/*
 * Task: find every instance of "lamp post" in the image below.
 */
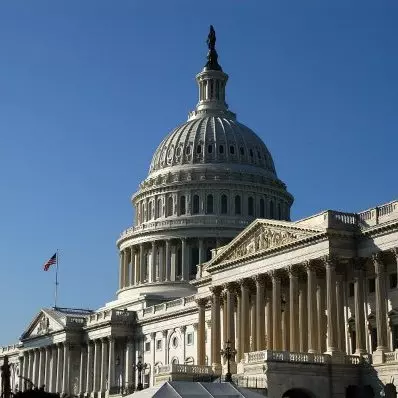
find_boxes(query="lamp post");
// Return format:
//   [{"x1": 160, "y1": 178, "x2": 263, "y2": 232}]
[
  {"x1": 220, "y1": 340, "x2": 236, "y2": 383},
  {"x1": 133, "y1": 355, "x2": 148, "y2": 391}
]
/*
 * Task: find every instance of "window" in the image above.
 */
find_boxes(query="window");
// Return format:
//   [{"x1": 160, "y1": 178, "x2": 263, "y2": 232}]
[
  {"x1": 171, "y1": 357, "x2": 179, "y2": 365},
  {"x1": 157, "y1": 198, "x2": 162, "y2": 218},
  {"x1": 187, "y1": 333, "x2": 194, "y2": 345},
  {"x1": 186, "y1": 146, "x2": 191, "y2": 155},
  {"x1": 208, "y1": 144, "x2": 213, "y2": 154},
  {"x1": 235, "y1": 195, "x2": 241, "y2": 215},
  {"x1": 145, "y1": 342, "x2": 151, "y2": 352},
  {"x1": 156, "y1": 339, "x2": 162, "y2": 350},
  {"x1": 230, "y1": 145, "x2": 235, "y2": 154},
  {"x1": 248, "y1": 197, "x2": 254, "y2": 216},
  {"x1": 206, "y1": 194, "x2": 214, "y2": 214},
  {"x1": 193, "y1": 195, "x2": 200, "y2": 214},
  {"x1": 221, "y1": 194, "x2": 228, "y2": 214},
  {"x1": 269, "y1": 200, "x2": 274, "y2": 218},
  {"x1": 257, "y1": 150, "x2": 261, "y2": 159},
  {"x1": 368, "y1": 278, "x2": 375, "y2": 293},
  {"x1": 172, "y1": 336, "x2": 179, "y2": 348},
  {"x1": 249, "y1": 149, "x2": 253, "y2": 158},
  {"x1": 390, "y1": 273, "x2": 398, "y2": 289},
  {"x1": 167, "y1": 196, "x2": 173, "y2": 217},
  {"x1": 349, "y1": 282, "x2": 354, "y2": 297},
  {"x1": 260, "y1": 198, "x2": 265, "y2": 218},
  {"x1": 196, "y1": 145, "x2": 202, "y2": 154},
  {"x1": 148, "y1": 201, "x2": 153, "y2": 220},
  {"x1": 219, "y1": 145, "x2": 224, "y2": 154},
  {"x1": 240, "y1": 147, "x2": 244, "y2": 156},
  {"x1": 180, "y1": 195, "x2": 186, "y2": 215}
]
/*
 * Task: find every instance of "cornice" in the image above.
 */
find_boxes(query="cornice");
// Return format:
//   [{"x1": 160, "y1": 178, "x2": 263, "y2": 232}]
[{"x1": 360, "y1": 220, "x2": 398, "y2": 238}]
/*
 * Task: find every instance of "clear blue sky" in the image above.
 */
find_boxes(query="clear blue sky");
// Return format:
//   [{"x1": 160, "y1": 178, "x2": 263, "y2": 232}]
[{"x1": 0, "y1": 1, "x2": 397, "y2": 344}]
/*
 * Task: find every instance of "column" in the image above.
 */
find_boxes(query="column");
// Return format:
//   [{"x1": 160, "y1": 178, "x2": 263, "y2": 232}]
[
  {"x1": 49, "y1": 346, "x2": 57, "y2": 393},
  {"x1": 86, "y1": 343, "x2": 93, "y2": 394},
  {"x1": 211, "y1": 288, "x2": 222, "y2": 366},
  {"x1": 130, "y1": 246, "x2": 135, "y2": 286},
  {"x1": 240, "y1": 280, "x2": 250, "y2": 355},
  {"x1": 272, "y1": 272, "x2": 281, "y2": 350},
  {"x1": 56, "y1": 344, "x2": 63, "y2": 393},
  {"x1": 170, "y1": 244, "x2": 177, "y2": 281},
  {"x1": 93, "y1": 340, "x2": 101, "y2": 392},
  {"x1": 139, "y1": 244, "x2": 145, "y2": 283},
  {"x1": 282, "y1": 289, "x2": 290, "y2": 351},
  {"x1": 162, "y1": 331, "x2": 168, "y2": 366},
  {"x1": 151, "y1": 241, "x2": 156, "y2": 282},
  {"x1": 125, "y1": 249, "x2": 130, "y2": 288},
  {"x1": 373, "y1": 253, "x2": 388, "y2": 351},
  {"x1": 226, "y1": 283, "x2": 236, "y2": 356},
  {"x1": 78, "y1": 346, "x2": 86, "y2": 395},
  {"x1": 108, "y1": 337, "x2": 115, "y2": 390},
  {"x1": 289, "y1": 268, "x2": 299, "y2": 352},
  {"x1": 325, "y1": 256, "x2": 338, "y2": 352},
  {"x1": 265, "y1": 288, "x2": 273, "y2": 350},
  {"x1": 159, "y1": 245, "x2": 164, "y2": 281},
  {"x1": 27, "y1": 351, "x2": 33, "y2": 386},
  {"x1": 119, "y1": 251, "x2": 124, "y2": 289},
  {"x1": 62, "y1": 343, "x2": 69, "y2": 394},
  {"x1": 100, "y1": 338, "x2": 108, "y2": 392},
  {"x1": 336, "y1": 273, "x2": 346, "y2": 352},
  {"x1": 19, "y1": 356, "x2": 24, "y2": 391},
  {"x1": 354, "y1": 259, "x2": 366, "y2": 354},
  {"x1": 299, "y1": 282, "x2": 308, "y2": 352},
  {"x1": 22, "y1": 352, "x2": 28, "y2": 391},
  {"x1": 44, "y1": 347, "x2": 51, "y2": 389},
  {"x1": 250, "y1": 294, "x2": 257, "y2": 351},
  {"x1": 196, "y1": 299, "x2": 206, "y2": 366},
  {"x1": 38, "y1": 348, "x2": 44, "y2": 387},
  {"x1": 165, "y1": 240, "x2": 171, "y2": 281},
  {"x1": 32, "y1": 349, "x2": 39, "y2": 386},
  {"x1": 235, "y1": 291, "x2": 241, "y2": 362},
  {"x1": 151, "y1": 332, "x2": 156, "y2": 386},
  {"x1": 255, "y1": 276, "x2": 265, "y2": 351},
  {"x1": 125, "y1": 338, "x2": 133, "y2": 390},
  {"x1": 198, "y1": 239, "x2": 204, "y2": 265},
  {"x1": 306, "y1": 262, "x2": 317, "y2": 353},
  {"x1": 316, "y1": 279, "x2": 326, "y2": 353},
  {"x1": 181, "y1": 238, "x2": 188, "y2": 281},
  {"x1": 222, "y1": 293, "x2": 228, "y2": 362},
  {"x1": 134, "y1": 251, "x2": 140, "y2": 285}
]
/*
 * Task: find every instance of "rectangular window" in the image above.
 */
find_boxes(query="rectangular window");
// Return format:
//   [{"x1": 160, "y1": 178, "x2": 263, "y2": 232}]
[
  {"x1": 368, "y1": 278, "x2": 375, "y2": 293},
  {"x1": 187, "y1": 332, "x2": 193, "y2": 345},
  {"x1": 390, "y1": 273, "x2": 398, "y2": 289},
  {"x1": 145, "y1": 341, "x2": 151, "y2": 352},
  {"x1": 156, "y1": 339, "x2": 162, "y2": 350},
  {"x1": 349, "y1": 282, "x2": 355, "y2": 297}
]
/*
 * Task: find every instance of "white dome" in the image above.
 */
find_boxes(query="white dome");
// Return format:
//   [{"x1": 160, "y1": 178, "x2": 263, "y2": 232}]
[{"x1": 149, "y1": 115, "x2": 277, "y2": 177}]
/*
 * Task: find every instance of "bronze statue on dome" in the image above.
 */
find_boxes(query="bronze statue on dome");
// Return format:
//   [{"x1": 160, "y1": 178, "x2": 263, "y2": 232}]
[{"x1": 205, "y1": 25, "x2": 222, "y2": 71}]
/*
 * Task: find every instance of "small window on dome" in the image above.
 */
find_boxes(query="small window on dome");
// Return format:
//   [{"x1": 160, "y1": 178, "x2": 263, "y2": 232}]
[
  {"x1": 240, "y1": 147, "x2": 244, "y2": 156},
  {"x1": 249, "y1": 149, "x2": 254, "y2": 158},
  {"x1": 230, "y1": 146, "x2": 235, "y2": 155},
  {"x1": 208, "y1": 145, "x2": 213, "y2": 154},
  {"x1": 186, "y1": 146, "x2": 191, "y2": 155},
  {"x1": 257, "y1": 151, "x2": 261, "y2": 159},
  {"x1": 219, "y1": 145, "x2": 224, "y2": 154},
  {"x1": 197, "y1": 145, "x2": 202, "y2": 154}
]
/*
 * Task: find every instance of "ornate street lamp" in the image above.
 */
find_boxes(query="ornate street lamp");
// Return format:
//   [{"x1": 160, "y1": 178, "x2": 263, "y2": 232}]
[
  {"x1": 220, "y1": 340, "x2": 236, "y2": 383},
  {"x1": 133, "y1": 355, "x2": 148, "y2": 391}
]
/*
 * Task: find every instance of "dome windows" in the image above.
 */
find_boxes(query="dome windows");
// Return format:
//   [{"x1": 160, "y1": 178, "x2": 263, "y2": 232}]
[
  {"x1": 248, "y1": 197, "x2": 254, "y2": 217},
  {"x1": 240, "y1": 147, "x2": 244, "y2": 156},
  {"x1": 186, "y1": 145, "x2": 191, "y2": 155},
  {"x1": 221, "y1": 195, "x2": 228, "y2": 214},
  {"x1": 249, "y1": 149, "x2": 254, "y2": 158},
  {"x1": 260, "y1": 198, "x2": 265, "y2": 218},
  {"x1": 206, "y1": 195, "x2": 214, "y2": 214},
  {"x1": 229, "y1": 145, "x2": 235, "y2": 155},
  {"x1": 167, "y1": 197, "x2": 174, "y2": 217},
  {"x1": 269, "y1": 200, "x2": 274, "y2": 219},
  {"x1": 208, "y1": 144, "x2": 213, "y2": 154},
  {"x1": 219, "y1": 145, "x2": 224, "y2": 154},
  {"x1": 180, "y1": 196, "x2": 186, "y2": 215},
  {"x1": 197, "y1": 145, "x2": 202, "y2": 154},
  {"x1": 192, "y1": 195, "x2": 200, "y2": 214},
  {"x1": 235, "y1": 195, "x2": 241, "y2": 215}
]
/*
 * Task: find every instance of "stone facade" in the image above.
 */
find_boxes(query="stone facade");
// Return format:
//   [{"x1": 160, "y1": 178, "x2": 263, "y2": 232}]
[{"x1": 1, "y1": 29, "x2": 398, "y2": 398}]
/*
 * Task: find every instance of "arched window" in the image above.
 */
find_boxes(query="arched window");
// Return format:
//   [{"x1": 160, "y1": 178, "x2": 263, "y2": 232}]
[
  {"x1": 248, "y1": 197, "x2": 254, "y2": 216},
  {"x1": 196, "y1": 145, "x2": 202, "y2": 154},
  {"x1": 235, "y1": 195, "x2": 241, "y2": 215},
  {"x1": 157, "y1": 198, "x2": 162, "y2": 218},
  {"x1": 206, "y1": 194, "x2": 214, "y2": 214},
  {"x1": 148, "y1": 201, "x2": 153, "y2": 220},
  {"x1": 167, "y1": 196, "x2": 173, "y2": 217},
  {"x1": 221, "y1": 194, "x2": 228, "y2": 214},
  {"x1": 240, "y1": 147, "x2": 244, "y2": 156},
  {"x1": 219, "y1": 145, "x2": 224, "y2": 154},
  {"x1": 260, "y1": 198, "x2": 265, "y2": 218},
  {"x1": 269, "y1": 200, "x2": 274, "y2": 219},
  {"x1": 230, "y1": 145, "x2": 235, "y2": 154},
  {"x1": 180, "y1": 195, "x2": 186, "y2": 215},
  {"x1": 193, "y1": 195, "x2": 200, "y2": 214},
  {"x1": 208, "y1": 144, "x2": 213, "y2": 154}
]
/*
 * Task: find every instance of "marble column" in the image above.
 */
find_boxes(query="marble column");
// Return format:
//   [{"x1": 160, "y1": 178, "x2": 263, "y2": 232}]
[
  {"x1": 250, "y1": 294, "x2": 257, "y2": 351},
  {"x1": 56, "y1": 344, "x2": 63, "y2": 393},
  {"x1": 100, "y1": 338, "x2": 108, "y2": 391},
  {"x1": 86, "y1": 343, "x2": 93, "y2": 394},
  {"x1": 316, "y1": 279, "x2": 326, "y2": 353},
  {"x1": 119, "y1": 251, "x2": 124, "y2": 289},
  {"x1": 272, "y1": 273, "x2": 281, "y2": 350},
  {"x1": 151, "y1": 241, "x2": 157, "y2": 282},
  {"x1": 130, "y1": 246, "x2": 135, "y2": 286},
  {"x1": 125, "y1": 338, "x2": 134, "y2": 390},
  {"x1": 336, "y1": 273, "x2": 346, "y2": 352},
  {"x1": 240, "y1": 280, "x2": 250, "y2": 355},
  {"x1": 134, "y1": 251, "x2": 140, "y2": 285},
  {"x1": 171, "y1": 244, "x2": 177, "y2": 281},
  {"x1": 299, "y1": 281, "x2": 307, "y2": 352},
  {"x1": 93, "y1": 340, "x2": 101, "y2": 392},
  {"x1": 325, "y1": 256, "x2": 338, "y2": 352},
  {"x1": 165, "y1": 240, "x2": 171, "y2": 281},
  {"x1": 162, "y1": 331, "x2": 168, "y2": 366},
  {"x1": 354, "y1": 259, "x2": 366, "y2": 354},
  {"x1": 33, "y1": 349, "x2": 40, "y2": 386},
  {"x1": 78, "y1": 346, "x2": 86, "y2": 395},
  {"x1": 38, "y1": 348, "x2": 44, "y2": 387},
  {"x1": 265, "y1": 289, "x2": 273, "y2": 350},
  {"x1": 307, "y1": 262, "x2": 317, "y2": 353},
  {"x1": 373, "y1": 253, "x2": 388, "y2": 351},
  {"x1": 159, "y1": 245, "x2": 164, "y2": 281},
  {"x1": 255, "y1": 276, "x2": 265, "y2": 351},
  {"x1": 289, "y1": 268, "x2": 299, "y2": 352},
  {"x1": 27, "y1": 351, "x2": 33, "y2": 386},
  {"x1": 211, "y1": 287, "x2": 222, "y2": 367},
  {"x1": 226, "y1": 283, "x2": 236, "y2": 356},
  {"x1": 151, "y1": 332, "x2": 156, "y2": 386},
  {"x1": 198, "y1": 239, "x2": 204, "y2": 265},
  {"x1": 139, "y1": 244, "x2": 145, "y2": 283},
  {"x1": 181, "y1": 238, "x2": 188, "y2": 281},
  {"x1": 62, "y1": 343, "x2": 69, "y2": 394},
  {"x1": 108, "y1": 337, "x2": 115, "y2": 390},
  {"x1": 196, "y1": 299, "x2": 206, "y2": 366},
  {"x1": 44, "y1": 347, "x2": 51, "y2": 390},
  {"x1": 124, "y1": 249, "x2": 130, "y2": 288},
  {"x1": 282, "y1": 289, "x2": 290, "y2": 351},
  {"x1": 23, "y1": 352, "x2": 29, "y2": 391},
  {"x1": 235, "y1": 292, "x2": 241, "y2": 362},
  {"x1": 49, "y1": 346, "x2": 57, "y2": 393}
]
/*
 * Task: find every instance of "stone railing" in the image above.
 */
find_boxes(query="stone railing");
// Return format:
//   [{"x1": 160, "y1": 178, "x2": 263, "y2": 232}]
[
  {"x1": 245, "y1": 350, "x2": 330, "y2": 365},
  {"x1": 357, "y1": 200, "x2": 398, "y2": 227},
  {"x1": 156, "y1": 364, "x2": 213, "y2": 375},
  {"x1": 66, "y1": 316, "x2": 86, "y2": 326},
  {"x1": 384, "y1": 351, "x2": 398, "y2": 363},
  {"x1": 0, "y1": 344, "x2": 20, "y2": 356},
  {"x1": 137, "y1": 295, "x2": 197, "y2": 320},
  {"x1": 86, "y1": 309, "x2": 135, "y2": 327},
  {"x1": 118, "y1": 216, "x2": 250, "y2": 240}
]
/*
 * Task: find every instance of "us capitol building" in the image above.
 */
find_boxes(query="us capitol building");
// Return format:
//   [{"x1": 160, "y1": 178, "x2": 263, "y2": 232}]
[{"x1": 1, "y1": 27, "x2": 398, "y2": 398}]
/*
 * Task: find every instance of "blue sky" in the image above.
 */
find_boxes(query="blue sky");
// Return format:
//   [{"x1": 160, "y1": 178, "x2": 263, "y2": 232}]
[{"x1": 0, "y1": 1, "x2": 397, "y2": 344}]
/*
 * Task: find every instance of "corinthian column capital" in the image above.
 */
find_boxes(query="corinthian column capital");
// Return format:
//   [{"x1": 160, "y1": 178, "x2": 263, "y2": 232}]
[{"x1": 209, "y1": 285, "x2": 223, "y2": 297}]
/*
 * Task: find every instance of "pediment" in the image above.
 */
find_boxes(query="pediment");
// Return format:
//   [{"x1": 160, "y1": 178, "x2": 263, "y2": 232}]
[
  {"x1": 21, "y1": 310, "x2": 64, "y2": 340},
  {"x1": 207, "y1": 219, "x2": 325, "y2": 269}
]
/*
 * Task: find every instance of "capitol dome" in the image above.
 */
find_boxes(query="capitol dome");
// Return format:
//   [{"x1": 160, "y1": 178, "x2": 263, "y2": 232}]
[{"x1": 115, "y1": 27, "x2": 293, "y2": 307}]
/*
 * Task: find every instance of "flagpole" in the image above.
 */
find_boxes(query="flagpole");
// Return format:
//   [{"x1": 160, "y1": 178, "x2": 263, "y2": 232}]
[{"x1": 54, "y1": 249, "x2": 59, "y2": 309}]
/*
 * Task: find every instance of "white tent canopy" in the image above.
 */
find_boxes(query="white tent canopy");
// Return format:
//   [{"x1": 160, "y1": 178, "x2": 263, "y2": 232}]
[{"x1": 127, "y1": 382, "x2": 268, "y2": 398}]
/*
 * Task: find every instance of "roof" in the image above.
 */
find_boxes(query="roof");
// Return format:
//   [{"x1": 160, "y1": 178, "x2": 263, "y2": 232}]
[{"x1": 128, "y1": 382, "x2": 268, "y2": 398}]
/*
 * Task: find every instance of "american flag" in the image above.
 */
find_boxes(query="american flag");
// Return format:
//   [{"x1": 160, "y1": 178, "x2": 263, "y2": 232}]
[{"x1": 43, "y1": 253, "x2": 57, "y2": 271}]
